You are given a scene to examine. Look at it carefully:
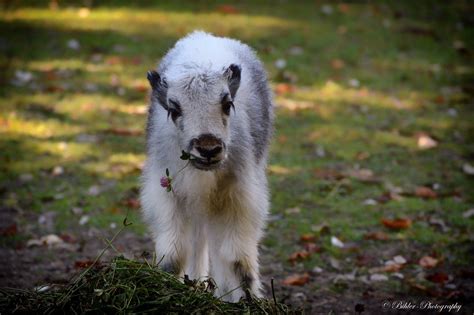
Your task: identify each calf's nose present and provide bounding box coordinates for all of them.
[191,134,224,160]
[196,145,222,159]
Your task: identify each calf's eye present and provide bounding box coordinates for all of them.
[168,100,182,121]
[222,101,234,116]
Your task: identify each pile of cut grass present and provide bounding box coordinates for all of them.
[0,256,294,314]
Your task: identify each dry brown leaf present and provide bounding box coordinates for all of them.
[346,168,379,182]
[415,186,438,199]
[364,231,389,241]
[300,234,316,243]
[381,218,412,230]
[419,256,438,269]
[288,250,311,263]
[331,59,345,69]
[282,273,310,286]
[0,223,17,237]
[274,83,295,95]
[216,4,239,14]
[355,151,370,160]
[74,259,97,269]
[134,83,148,93]
[277,135,288,144]
[303,242,322,253]
[105,128,143,137]
[426,272,449,284]
[59,233,77,244]
[123,197,140,209]
[313,168,345,181]
[383,263,403,272]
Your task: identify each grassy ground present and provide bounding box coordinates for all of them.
[1,1,473,313]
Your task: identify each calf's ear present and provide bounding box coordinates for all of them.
[147,70,168,109]
[224,64,241,99]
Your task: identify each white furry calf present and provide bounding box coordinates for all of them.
[140,31,273,302]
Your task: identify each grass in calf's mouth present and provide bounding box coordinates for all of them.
[0,218,295,314]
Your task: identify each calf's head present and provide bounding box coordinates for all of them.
[147,64,241,171]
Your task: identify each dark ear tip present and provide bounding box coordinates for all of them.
[147,70,162,88]
[229,64,241,74]
[147,70,158,80]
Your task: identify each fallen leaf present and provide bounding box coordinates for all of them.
[105,128,143,136]
[409,282,428,293]
[463,163,474,175]
[312,266,323,273]
[419,256,438,269]
[268,165,292,175]
[363,198,377,206]
[393,255,407,264]
[428,217,449,232]
[26,234,77,251]
[0,223,17,237]
[370,274,388,281]
[331,59,345,69]
[67,39,80,50]
[300,234,316,243]
[13,70,33,85]
[355,151,370,160]
[382,264,403,272]
[304,242,322,253]
[417,133,438,149]
[338,3,350,13]
[356,254,373,267]
[79,215,90,225]
[71,207,83,215]
[331,236,345,248]
[375,192,392,204]
[321,5,333,15]
[463,208,474,218]
[376,191,403,204]
[277,135,288,144]
[282,273,310,286]
[333,272,356,282]
[76,134,99,143]
[346,168,379,182]
[19,173,34,182]
[105,56,123,65]
[274,83,295,95]
[348,78,360,88]
[216,4,239,14]
[364,231,389,241]
[415,186,438,199]
[288,46,304,56]
[74,259,96,269]
[381,218,412,230]
[426,272,449,284]
[329,256,341,270]
[401,26,437,39]
[60,233,77,244]
[123,197,140,209]
[51,165,64,176]
[313,168,345,180]
[284,207,301,215]
[288,250,311,263]
[87,185,101,196]
[106,207,121,214]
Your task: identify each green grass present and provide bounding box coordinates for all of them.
[0,256,292,314]
[1,0,473,293]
